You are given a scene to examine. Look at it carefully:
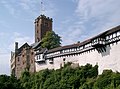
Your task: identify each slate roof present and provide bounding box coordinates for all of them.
[30,41,41,49]
[36,48,47,55]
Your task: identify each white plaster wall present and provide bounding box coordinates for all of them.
[53,42,120,74]
[36,41,120,74]
[35,60,54,72]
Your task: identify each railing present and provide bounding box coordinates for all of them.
[106,35,120,44]
[46,46,94,59]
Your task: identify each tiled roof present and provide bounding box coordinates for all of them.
[48,25,120,53]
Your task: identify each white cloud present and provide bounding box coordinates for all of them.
[65,0,119,41]
[19,0,38,12]
[20,1,30,10]
[0,32,10,75]
[0,0,15,16]
[0,32,5,37]
[18,0,57,18]
[9,32,34,51]
[59,0,120,45]
[60,19,85,45]
[0,0,57,21]
[0,54,10,75]
[41,0,57,18]
[75,0,120,32]
[0,32,34,75]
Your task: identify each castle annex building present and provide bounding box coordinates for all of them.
[35,25,120,74]
[11,14,120,78]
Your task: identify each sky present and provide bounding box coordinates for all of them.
[0,0,120,75]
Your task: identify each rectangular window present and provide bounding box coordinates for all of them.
[18,57,20,62]
[106,36,109,40]
[37,55,39,60]
[117,31,120,36]
[113,33,116,38]
[49,58,54,64]
[110,35,113,39]
[39,55,41,59]
[77,47,80,51]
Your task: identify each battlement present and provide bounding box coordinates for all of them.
[35,14,52,23]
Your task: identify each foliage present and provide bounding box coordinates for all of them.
[19,63,98,89]
[0,75,22,89]
[41,31,61,49]
[20,70,31,89]
[1,64,120,89]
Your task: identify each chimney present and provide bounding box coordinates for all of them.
[15,42,18,52]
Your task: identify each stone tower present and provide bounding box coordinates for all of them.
[35,15,52,43]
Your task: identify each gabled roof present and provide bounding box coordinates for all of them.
[16,43,30,55]
[18,43,30,51]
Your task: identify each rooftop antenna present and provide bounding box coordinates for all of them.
[41,0,45,15]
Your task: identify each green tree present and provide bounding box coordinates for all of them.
[0,75,22,89]
[2,63,120,89]
[41,31,61,49]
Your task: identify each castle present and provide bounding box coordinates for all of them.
[11,14,120,78]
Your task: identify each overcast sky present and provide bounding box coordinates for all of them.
[0,0,120,75]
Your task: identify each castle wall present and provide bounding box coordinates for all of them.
[35,60,54,71]
[35,41,120,74]
[29,49,36,73]
[15,55,22,78]
[53,41,120,74]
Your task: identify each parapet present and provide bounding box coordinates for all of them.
[35,14,53,23]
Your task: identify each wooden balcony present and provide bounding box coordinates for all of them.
[92,38,105,47]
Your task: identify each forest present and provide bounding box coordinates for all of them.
[1,63,120,89]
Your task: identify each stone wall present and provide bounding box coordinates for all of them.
[15,47,35,78]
